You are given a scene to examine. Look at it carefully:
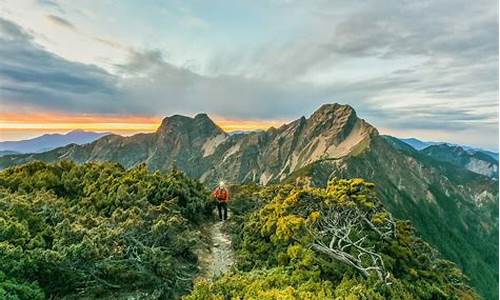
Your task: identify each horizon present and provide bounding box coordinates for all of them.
[0,0,498,150]
[1,105,498,152]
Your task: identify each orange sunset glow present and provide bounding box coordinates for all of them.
[0,112,288,141]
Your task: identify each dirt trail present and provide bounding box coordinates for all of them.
[197,214,235,279]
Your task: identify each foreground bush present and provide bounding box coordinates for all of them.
[186,179,478,299]
[0,161,212,299]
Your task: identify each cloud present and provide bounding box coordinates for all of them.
[46,14,129,51]
[1,0,498,149]
[115,49,166,74]
[46,14,76,30]
[37,0,65,13]
[38,0,61,9]
[0,17,309,118]
[0,17,121,113]
[93,37,128,50]
[0,18,32,41]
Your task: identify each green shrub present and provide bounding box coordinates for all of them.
[0,161,212,298]
[187,179,478,299]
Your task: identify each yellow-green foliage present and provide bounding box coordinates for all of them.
[184,267,334,300]
[188,179,478,299]
[0,161,212,299]
[0,162,479,299]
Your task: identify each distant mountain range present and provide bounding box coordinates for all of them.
[0,150,20,156]
[0,103,498,299]
[400,137,498,161]
[0,130,110,155]
[399,138,498,179]
[422,144,498,179]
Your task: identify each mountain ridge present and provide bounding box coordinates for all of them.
[399,137,499,161]
[0,103,376,184]
[0,130,110,154]
[422,143,499,179]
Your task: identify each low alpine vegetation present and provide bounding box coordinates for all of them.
[0,161,479,299]
[0,161,213,299]
[186,179,478,299]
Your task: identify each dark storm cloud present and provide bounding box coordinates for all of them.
[0,17,123,113]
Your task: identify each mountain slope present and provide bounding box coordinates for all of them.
[286,135,498,299]
[0,103,497,299]
[0,161,212,299]
[186,179,478,299]
[0,130,110,153]
[0,161,478,299]
[421,144,499,179]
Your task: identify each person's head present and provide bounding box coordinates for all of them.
[218,181,225,190]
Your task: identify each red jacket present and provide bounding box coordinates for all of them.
[213,187,230,203]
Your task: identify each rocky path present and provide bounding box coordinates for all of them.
[197,215,235,279]
[206,221,234,277]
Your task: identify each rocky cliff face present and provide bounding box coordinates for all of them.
[0,104,376,185]
[198,103,378,185]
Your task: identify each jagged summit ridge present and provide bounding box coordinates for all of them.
[0,103,376,183]
[157,113,224,134]
[310,103,354,120]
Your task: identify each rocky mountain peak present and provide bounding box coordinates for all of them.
[307,103,356,130]
[157,113,224,136]
[193,113,224,132]
[0,103,496,298]
[194,113,210,120]
[305,103,377,138]
[157,114,190,131]
[310,103,355,120]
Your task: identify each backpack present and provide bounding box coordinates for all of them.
[214,187,228,202]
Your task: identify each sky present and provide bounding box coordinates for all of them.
[0,0,498,150]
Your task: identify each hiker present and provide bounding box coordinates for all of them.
[212,181,230,221]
